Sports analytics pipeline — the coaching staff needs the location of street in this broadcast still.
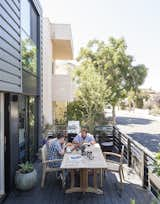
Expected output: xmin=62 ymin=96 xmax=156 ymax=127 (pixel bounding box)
xmin=116 ymin=109 xmax=160 ymax=153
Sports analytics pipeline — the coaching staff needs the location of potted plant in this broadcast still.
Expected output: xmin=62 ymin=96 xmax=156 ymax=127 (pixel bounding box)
xmin=15 ymin=161 xmax=37 ymax=191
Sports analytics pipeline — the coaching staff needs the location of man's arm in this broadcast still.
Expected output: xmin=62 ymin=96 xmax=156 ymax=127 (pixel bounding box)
xmin=89 ymin=135 xmax=96 ymax=145
xmin=57 ymin=143 xmax=65 ymax=156
xmin=72 ymin=135 xmax=80 ymax=146
xmin=90 ymin=140 xmax=96 ymax=145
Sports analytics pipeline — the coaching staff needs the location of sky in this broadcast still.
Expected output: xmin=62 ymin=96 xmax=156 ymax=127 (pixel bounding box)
xmin=40 ymin=0 xmax=160 ymax=91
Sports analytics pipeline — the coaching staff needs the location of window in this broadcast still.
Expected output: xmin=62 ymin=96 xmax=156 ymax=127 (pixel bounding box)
xmin=21 ymin=1 xmax=38 ymax=75
xmin=21 ymin=0 xmax=30 ymax=35
xmin=30 ymin=6 xmax=38 ymax=45
xmin=18 ymin=96 xmax=37 ymax=162
xmin=28 ymin=96 xmax=37 ymax=161
xmin=22 ymin=31 xmax=37 ymax=75
xmin=18 ymin=95 xmax=26 ymax=162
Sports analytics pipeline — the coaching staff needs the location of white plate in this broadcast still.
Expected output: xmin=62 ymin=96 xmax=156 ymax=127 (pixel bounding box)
xmin=69 ymin=155 xmax=82 ymax=160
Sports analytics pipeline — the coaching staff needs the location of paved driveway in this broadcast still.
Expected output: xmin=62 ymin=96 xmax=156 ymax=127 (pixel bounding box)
xmin=116 ymin=110 xmax=160 ymax=153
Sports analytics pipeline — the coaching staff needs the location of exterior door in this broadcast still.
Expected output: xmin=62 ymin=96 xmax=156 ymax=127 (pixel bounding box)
xmin=0 ymin=93 xmax=4 ymax=196
xmin=28 ymin=96 xmax=37 ymax=161
xmin=4 ymin=94 xmax=19 ymax=193
xmin=4 ymin=94 xmax=10 ymax=193
xmin=18 ymin=96 xmax=37 ymax=162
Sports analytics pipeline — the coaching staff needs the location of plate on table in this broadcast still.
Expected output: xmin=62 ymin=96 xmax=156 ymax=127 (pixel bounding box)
xmin=69 ymin=155 xmax=82 ymax=160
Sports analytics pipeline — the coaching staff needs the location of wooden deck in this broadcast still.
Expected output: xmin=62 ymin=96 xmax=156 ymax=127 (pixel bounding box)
xmin=3 ymin=161 xmax=155 ymax=204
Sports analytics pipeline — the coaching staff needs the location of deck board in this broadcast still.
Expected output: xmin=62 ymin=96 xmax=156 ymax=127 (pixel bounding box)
xmin=3 ymin=162 xmax=155 ymax=204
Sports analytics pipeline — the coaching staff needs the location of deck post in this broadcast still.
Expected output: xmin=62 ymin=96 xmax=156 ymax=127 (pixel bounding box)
xmin=113 ymin=126 xmax=115 ymax=147
xmin=141 ymin=152 xmax=148 ymax=189
xmin=127 ymin=138 xmax=131 ymax=167
xmin=118 ymin=131 xmax=121 ymax=153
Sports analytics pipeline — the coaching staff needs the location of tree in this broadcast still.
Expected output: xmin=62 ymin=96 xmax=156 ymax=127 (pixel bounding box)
xmin=127 ymin=89 xmax=136 ymax=111
xmin=77 ymin=37 xmax=148 ymax=124
xmin=66 ymin=100 xmax=87 ymax=122
xmin=72 ymin=64 xmax=107 ymax=132
xmin=126 ymin=89 xmax=150 ymax=110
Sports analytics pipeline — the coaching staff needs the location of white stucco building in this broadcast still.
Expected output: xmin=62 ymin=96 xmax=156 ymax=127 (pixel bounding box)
xmin=42 ymin=18 xmax=74 ymax=126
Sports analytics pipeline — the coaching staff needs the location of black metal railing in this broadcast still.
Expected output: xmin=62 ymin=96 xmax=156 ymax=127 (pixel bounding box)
xmin=112 ymin=126 xmax=158 ymax=195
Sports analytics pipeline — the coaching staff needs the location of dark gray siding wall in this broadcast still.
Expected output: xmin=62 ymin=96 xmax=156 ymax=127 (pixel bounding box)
xmin=0 ymin=0 xmax=22 ymax=93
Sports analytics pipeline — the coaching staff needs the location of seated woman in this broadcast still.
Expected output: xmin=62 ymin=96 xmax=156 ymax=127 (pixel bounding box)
xmin=47 ymin=133 xmax=65 ymax=168
xmin=73 ymin=128 xmax=96 ymax=146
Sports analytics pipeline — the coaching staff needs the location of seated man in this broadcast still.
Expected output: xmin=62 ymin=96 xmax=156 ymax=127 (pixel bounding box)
xmin=47 ymin=133 xmax=65 ymax=168
xmin=73 ymin=128 xmax=96 ymax=146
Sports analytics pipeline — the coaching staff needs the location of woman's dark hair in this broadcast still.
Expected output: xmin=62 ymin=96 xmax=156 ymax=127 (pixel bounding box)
xmin=57 ymin=132 xmax=65 ymax=139
xmin=47 ymin=135 xmax=54 ymax=140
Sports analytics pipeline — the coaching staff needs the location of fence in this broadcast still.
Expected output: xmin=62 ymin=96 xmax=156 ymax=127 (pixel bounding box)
xmin=112 ymin=126 xmax=159 ymax=197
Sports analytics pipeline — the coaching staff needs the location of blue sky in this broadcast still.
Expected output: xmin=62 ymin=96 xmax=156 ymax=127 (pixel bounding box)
xmin=40 ymin=0 xmax=160 ymax=91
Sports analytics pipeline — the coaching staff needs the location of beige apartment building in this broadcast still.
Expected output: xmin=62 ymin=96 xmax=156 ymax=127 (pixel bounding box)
xmin=42 ymin=18 xmax=74 ymax=126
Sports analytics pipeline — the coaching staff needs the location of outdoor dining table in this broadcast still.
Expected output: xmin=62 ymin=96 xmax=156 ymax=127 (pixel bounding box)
xmin=61 ymin=143 xmax=107 ymax=194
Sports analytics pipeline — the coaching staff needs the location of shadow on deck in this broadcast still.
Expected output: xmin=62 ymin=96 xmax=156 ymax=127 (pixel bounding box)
xmin=3 ymin=161 xmax=155 ymax=204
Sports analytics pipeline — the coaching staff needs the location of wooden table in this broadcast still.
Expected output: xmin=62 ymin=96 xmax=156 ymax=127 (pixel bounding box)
xmin=61 ymin=143 xmax=106 ymax=194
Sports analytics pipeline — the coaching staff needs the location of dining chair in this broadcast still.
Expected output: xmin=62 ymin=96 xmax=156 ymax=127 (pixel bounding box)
xmin=96 ymin=127 xmax=114 ymax=152
xmin=41 ymin=144 xmax=65 ymax=188
xmin=103 ymin=145 xmax=125 ymax=189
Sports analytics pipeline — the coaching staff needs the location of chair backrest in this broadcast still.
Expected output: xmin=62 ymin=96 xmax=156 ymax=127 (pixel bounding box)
xmin=120 ymin=145 xmax=125 ymax=165
xmin=41 ymin=144 xmax=48 ymax=163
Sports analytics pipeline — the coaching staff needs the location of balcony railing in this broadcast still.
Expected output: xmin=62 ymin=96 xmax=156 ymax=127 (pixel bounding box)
xmin=112 ymin=126 xmax=158 ymax=197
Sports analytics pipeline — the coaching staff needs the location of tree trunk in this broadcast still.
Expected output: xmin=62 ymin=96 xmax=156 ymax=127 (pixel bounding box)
xmin=112 ymin=105 xmax=116 ymax=125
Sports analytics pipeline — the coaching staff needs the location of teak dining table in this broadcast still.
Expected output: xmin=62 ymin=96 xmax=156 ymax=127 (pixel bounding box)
xmin=61 ymin=143 xmax=106 ymax=194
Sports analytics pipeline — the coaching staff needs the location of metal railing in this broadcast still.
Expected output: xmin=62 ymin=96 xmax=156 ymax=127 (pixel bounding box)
xmin=112 ymin=126 xmax=158 ymax=196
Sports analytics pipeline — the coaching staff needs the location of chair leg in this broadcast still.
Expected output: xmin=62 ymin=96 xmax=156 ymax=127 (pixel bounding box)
xmin=119 ymin=170 xmax=123 ymax=190
xmin=100 ymin=169 xmax=103 ymax=188
xmin=121 ymin=167 xmax=125 ymax=180
xmin=41 ymin=170 xmax=46 ymax=188
xmin=61 ymin=170 xmax=66 ymax=189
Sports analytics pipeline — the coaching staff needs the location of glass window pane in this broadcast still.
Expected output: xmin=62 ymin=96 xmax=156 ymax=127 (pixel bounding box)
xmin=18 ymin=95 xmax=27 ymax=162
xmin=30 ymin=6 xmax=38 ymax=45
xmin=28 ymin=97 xmax=37 ymax=161
xmin=21 ymin=0 xmax=30 ymax=35
xmin=21 ymin=31 xmax=37 ymax=75
xmin=22 ymin=70 xmax=37 ymax=94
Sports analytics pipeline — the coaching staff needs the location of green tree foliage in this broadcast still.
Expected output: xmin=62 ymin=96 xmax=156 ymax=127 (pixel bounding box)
xmin=77 ymin=37 xmax=148 ymax=123
xmin=67 ymin=100 xmax=86 ymax=122
xmin=126 ymin=89 xmax=150 ymax=110
xmin=127 ymin=89 xmax=136 ymax=111
xmin=70 ymin=64 xmax=107 ymax=132
xmin=153 ymin=149 xmax=160 ymax=177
